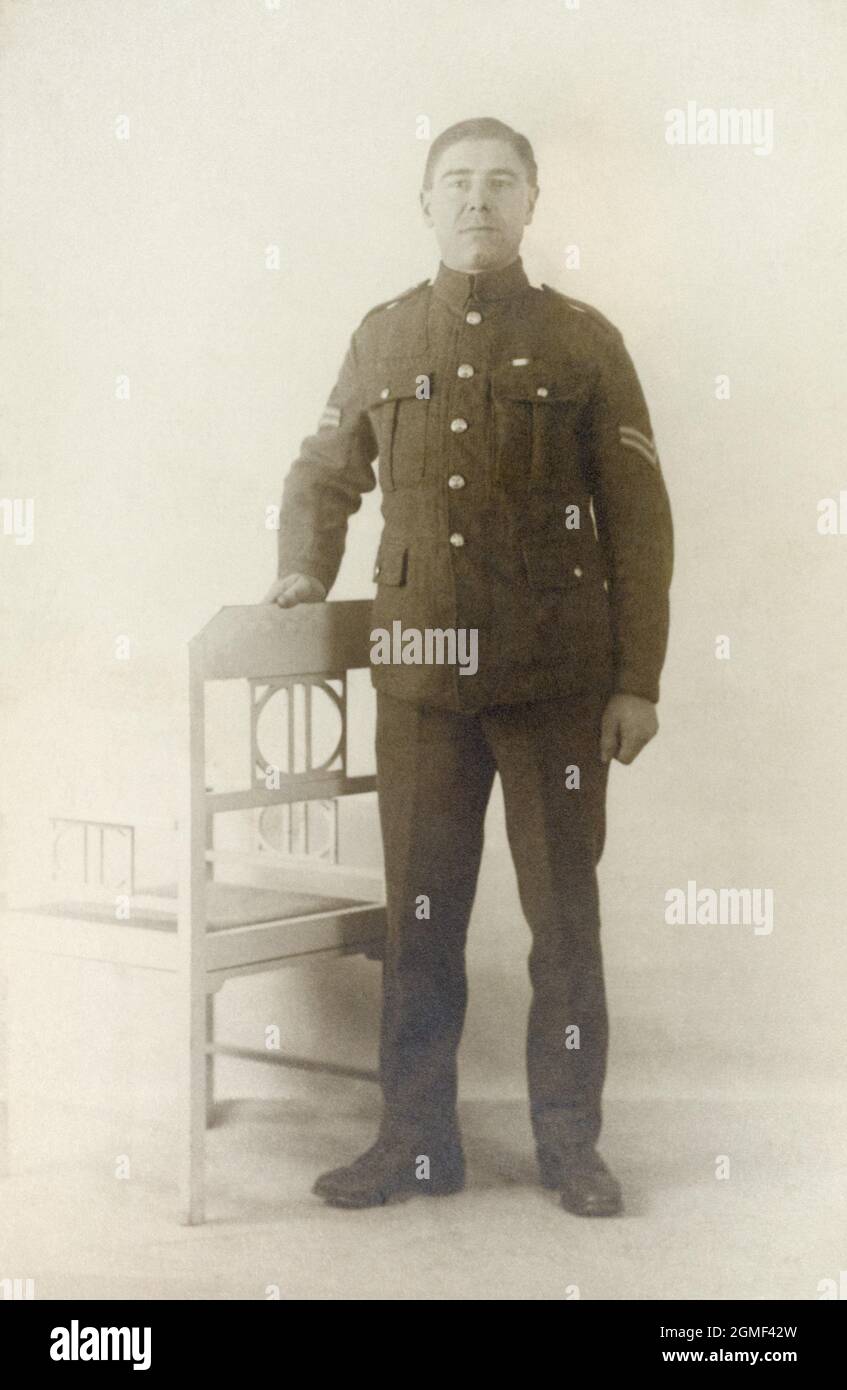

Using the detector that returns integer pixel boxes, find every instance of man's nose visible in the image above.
[466,182,492,211]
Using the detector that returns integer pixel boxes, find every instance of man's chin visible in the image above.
[450,245,513,273]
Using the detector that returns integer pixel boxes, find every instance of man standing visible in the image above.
[265,118,673,1216]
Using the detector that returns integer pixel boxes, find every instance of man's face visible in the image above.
[420,137,539,274]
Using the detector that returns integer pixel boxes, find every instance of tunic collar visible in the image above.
[431,256,530,311]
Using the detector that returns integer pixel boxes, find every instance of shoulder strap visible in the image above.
[541,283,623,338]
[361,278,431,324]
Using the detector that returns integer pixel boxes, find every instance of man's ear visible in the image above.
[419,187,434,227]
[524,184,540,226]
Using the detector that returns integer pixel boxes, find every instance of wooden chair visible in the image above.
[0,601,386,1223]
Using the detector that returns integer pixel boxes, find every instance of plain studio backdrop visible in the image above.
[1,0,845,1296]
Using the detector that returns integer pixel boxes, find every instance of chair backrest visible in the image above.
[189,600,375,683]
[180,600,380,946]
[188,600,377,815]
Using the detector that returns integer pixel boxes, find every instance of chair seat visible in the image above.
[17,881,363,933]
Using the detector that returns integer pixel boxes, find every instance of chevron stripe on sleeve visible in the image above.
[618,425,660,470]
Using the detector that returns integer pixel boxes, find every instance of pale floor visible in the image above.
[0,1086,842,1301]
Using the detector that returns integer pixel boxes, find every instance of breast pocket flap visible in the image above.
[368,363,434,408]
[491,363,587,405]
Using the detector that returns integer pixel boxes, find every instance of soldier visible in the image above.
[265,117,673,1216]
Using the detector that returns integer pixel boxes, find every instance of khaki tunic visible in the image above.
[278,257,673,710]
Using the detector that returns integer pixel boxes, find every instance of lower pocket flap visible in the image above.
[373,541,408,586]
[522,542,586,589]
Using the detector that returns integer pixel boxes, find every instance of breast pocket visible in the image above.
[491,365,588,495]
[368,362,433,491]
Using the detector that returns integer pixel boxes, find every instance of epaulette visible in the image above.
[360,278,431,324]
[541,284,623,338]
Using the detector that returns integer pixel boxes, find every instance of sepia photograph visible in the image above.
[0,0,844,1338]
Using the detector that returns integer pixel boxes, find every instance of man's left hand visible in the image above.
[600,694,659,765]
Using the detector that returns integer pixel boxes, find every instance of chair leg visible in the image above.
[205,993,215,1128]
[178,986,207,1225]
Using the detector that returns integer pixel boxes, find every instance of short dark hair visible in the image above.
[422,117,538,190]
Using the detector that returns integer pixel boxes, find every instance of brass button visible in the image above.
[536,386,549,398]
[449,532,465,548]
[465,310,482,325]
[450,417,469,433]
[373,564,381,578]
[457,363,474,379]
[573,565,583,579]
[379,387,390,399]
[448,474,466,490]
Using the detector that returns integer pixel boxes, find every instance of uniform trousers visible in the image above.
[374,688,612,1157]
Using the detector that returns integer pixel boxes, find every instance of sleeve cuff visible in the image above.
[277,558,334,596]
[613,671,661,703]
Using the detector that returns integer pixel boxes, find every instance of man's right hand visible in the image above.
[263,573,327,608]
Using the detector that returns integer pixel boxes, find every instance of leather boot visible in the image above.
[313,1133,465,1208]
[538,1145,623,1217]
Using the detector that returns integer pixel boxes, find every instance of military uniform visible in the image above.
[278,257,673,1160]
